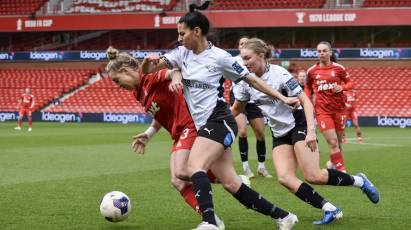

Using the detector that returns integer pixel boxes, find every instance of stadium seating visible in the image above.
[0,68,93,111]
[209,0,326,10]
[46,76,145,113]
[0,0,47,15]
[66,0,177,13]
[363,0,411,7]
[349,67,411,117]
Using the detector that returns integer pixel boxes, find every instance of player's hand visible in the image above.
[284,97,300,110]
[333,85,343,93]
[305,130,317,152]
[131,133,149,154]
[169,79,183,93]
[144,55,160,65]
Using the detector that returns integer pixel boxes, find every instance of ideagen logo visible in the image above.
[360,49,395,59]
[103,113,141,124]
[300,49,318,58]
[42,112,76,123]
[0,112,16,122]
[80,51,107,60]
[377,116,411,128]
[30,52,59,61]
[130,50,163,59]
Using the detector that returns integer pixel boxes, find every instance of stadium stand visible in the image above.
[45,76,144,113]
[350,67,411,117]
[0,0,47,15]
[0,68,93,112]
[66,0,178,13]
[209,0,326,10]
[363,0,411,7]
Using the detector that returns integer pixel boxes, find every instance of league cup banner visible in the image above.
[1,48,411,61]
[1,8,411,32]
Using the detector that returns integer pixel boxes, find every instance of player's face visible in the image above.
[177,23,198,50]
[109,68,139,90]
[240,48,265,74]
[238,38,248,50]
[24,88,30,94]
[297,72,306,85]
[317,44,332,63]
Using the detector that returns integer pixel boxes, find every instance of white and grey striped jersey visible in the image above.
[162,43,249,130]
[234,64,303,138]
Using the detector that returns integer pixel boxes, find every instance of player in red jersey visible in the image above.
[305,41,354,172]
[15,88,35,132]
[342,90,363,144]
[104,47,228,228]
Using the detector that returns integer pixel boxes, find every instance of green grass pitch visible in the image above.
[1,122,410,230]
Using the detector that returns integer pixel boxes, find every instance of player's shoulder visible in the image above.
[306,63,318,74]
[331,62,346,71]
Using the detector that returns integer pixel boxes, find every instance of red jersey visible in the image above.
[305,62,353,114]
[20,94,34,109]
[344,90,357,110]
[134,69,194,141]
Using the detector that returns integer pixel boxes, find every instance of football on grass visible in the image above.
[99,191,132,222]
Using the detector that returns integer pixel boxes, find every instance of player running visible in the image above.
[15,88,35,132]
[231,37,380,225]
[342,90,363,144]
[105,47,228,229]
[305,41,353,172]
[141,3,299,230]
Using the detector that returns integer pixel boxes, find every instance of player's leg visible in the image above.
[209,148,297,228]
[249,116,272,178]
[15,109,24,130]
[318,114,346,172]
[352,111,363,143]
[236,113,253,177]
[27,110,33,131]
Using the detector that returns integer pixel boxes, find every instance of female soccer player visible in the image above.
[232,36,271,178]
[141,4,299,230]
[15,88,35,132]
[104,47,228,229]
[342,90,363,144]
[231,38,379,225]
[305,41,353,172]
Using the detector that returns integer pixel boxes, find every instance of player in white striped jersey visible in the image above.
[141,3,298,230]
[231,38,379,226]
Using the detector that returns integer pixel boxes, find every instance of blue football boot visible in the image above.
[313,208,343,225]
[357,173,380,204]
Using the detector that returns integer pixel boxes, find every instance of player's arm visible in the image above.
[132,119,162,154]
[297,92,317,152]
[244,75,299,107]
[30,96,35,109]
[166,68,183,93]
[141,55,168,74]
[230,100,247,117]
[304,72,313,98]
[16,97,22,109]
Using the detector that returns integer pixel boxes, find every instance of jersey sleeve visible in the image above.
[232,81,251,102]
[279,66,302,96]
[218,52,249,83]
[161,46,184,69]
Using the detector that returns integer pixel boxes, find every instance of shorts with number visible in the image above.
[345,108,357,121]
[19,108,32,117]
[171,123,197,153]
[316,111,346,132]
[272,110,308,148]
[198,120,237,149]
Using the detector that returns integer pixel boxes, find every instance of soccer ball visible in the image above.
[99,191,132,222]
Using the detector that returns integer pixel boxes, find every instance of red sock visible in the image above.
[330,152,346,172]
[180,184,200,213]
[28,119,32,128]
[18,119,22,127]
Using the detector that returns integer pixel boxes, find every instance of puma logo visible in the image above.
[204,128,213,135]
[337,177,343,186]
[298,130,307,136]
[195,190,200,198]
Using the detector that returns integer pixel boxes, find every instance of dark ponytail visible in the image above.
[180,1,210,36]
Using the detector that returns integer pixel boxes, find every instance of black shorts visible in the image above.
[244,103,264,121]
[272,110,308,149]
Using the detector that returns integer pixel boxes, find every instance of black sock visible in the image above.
[327,169,354,186]
[239,137,248,162]
[191,171,216,225]
[295,182,327,209]
[233,183,289,219]
[256,140,266,163]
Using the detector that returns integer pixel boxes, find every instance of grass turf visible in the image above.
[0,122,410,229]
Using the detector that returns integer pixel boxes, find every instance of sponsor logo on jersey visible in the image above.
[147,102,160,117]
[232,61,245,74]
[377,116,411,128]
[206,65,218,73]
[316,80,337,91]
[0,112,16,122]
[286,78,299,90]
[182,79,212,89]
